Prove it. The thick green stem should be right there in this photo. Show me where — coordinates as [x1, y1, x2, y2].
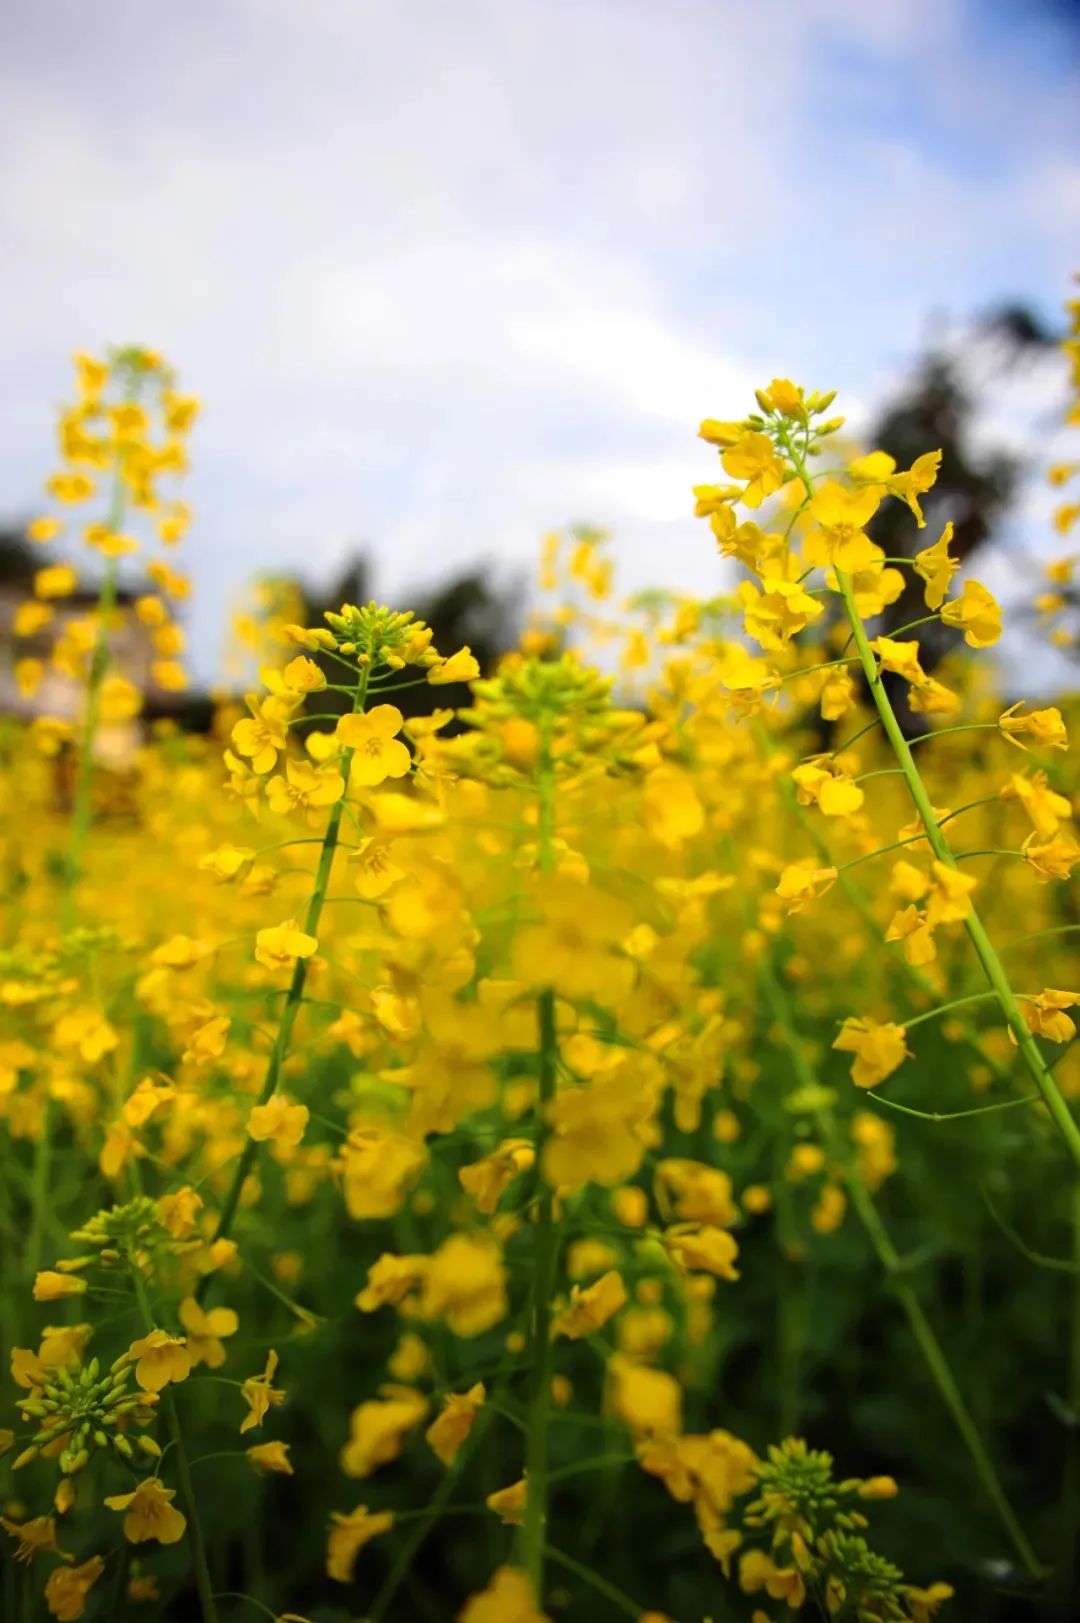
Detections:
[129, 1261, 219, 1623]
[520, 737, 559, 1596]
[837, 574, 1080, 1173]
[195, 666, 369, 1300]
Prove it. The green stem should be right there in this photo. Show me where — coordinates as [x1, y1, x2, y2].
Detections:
[129, 1262, 219, 1623]
[195, 665, 370, 1299]
[541, 1541, 642, 1619]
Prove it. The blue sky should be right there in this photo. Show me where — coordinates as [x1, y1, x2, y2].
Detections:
[0, 0, 1077, 676]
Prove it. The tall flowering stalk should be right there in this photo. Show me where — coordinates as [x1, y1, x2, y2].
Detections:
[694, 378, 1080, 1171]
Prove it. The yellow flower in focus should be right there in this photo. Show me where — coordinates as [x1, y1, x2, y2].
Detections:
[1017, 989, 1080, 1044]
[239, 1350, 285, 1434]
[804, 481, 881, 571]
[254, 922, 318, 971]
[721, 432, 786, 509]
[833, 1017, 910, 1090]
[940, 579, 1002, 647]
[429, 645, 481, 684]
[104, 1479, 186, 1545]
[913, 521, 959, 609]
[337, 705, 411, 785]
[125, 1330, 192, 1393]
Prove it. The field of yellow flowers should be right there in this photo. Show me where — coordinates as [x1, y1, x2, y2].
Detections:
[1, 299, 1080, 1623]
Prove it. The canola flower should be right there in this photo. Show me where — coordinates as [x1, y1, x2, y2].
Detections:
[1, 313, 1079, 1621]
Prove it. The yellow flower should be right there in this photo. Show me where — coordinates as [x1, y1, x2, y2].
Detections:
[337, 704, 411, 785]
[606, 1354, 682, 1438]
[459, 1566, 551, 1623]
[775, 861, 838, 914]
[940, 578, 1002, 647]
[555, 1271, 628, 1339]
[871, 635, 926, 685]
[739, 1548, 806, 1607]
[1023, 829, 1080, 882]
[804, 481, 881, 571]
[265, 759, 344, 821]
[429, 645, 481, 684]
[425, 1383, 486, 1464]
[1, 1514, 69, 1563]
[125, 1330, 193, 1392]
[247, 1093, 309, 1148]
[44, 1555, 105, 1621]
[178, 1298, 239, 1368]
[355, 1252, 430, 1312]
[885, 906, 937, 967]
[232, 698, 290, 774]
[247, 1440, 294, 1475]
[340, 1128, 428, 1219]
[340, 1387, 429, 1476]
[104, 1479, 186, 1545]
[833, 1017, 910, 1090]
[326, 1505, 394, 1583]
[1017, 989, 1080, 1045]
[240, 1350, 285, 1433]
[924, 861, 976, 927]
[33, 1272, 88, 1303]
[254, 922, 318, 971]
[458, 1139, 535, 1214]
[999, 702, 1068, 751]
[913, 521, 959, 609]
[656, 1159, 737, 1226]
[28, 515, 63, 542]
[419, 1235, 508, 1337]
[790, 758, 864, 818]
[157, 1186, 204, 1239]
[486, 1478, 527, 1525]
[721, 432, 786, 509]
[663, 1223, 740, 1281]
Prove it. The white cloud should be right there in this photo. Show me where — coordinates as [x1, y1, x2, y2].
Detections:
[0, 0, 1076, 674]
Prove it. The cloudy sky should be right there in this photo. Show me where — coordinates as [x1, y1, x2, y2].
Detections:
[1, 0, 1078, 675]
